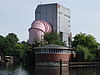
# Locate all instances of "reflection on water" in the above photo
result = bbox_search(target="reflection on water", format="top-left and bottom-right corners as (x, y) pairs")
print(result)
(35, 67), (69, 75)
(0, 67), (28, 75)
(69, 67), (100, 75)
(0, 64), (28, 75)
(0, 62), (100, 75)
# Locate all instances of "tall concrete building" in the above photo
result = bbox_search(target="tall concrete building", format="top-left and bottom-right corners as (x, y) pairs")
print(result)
(29, 3), (71, 46)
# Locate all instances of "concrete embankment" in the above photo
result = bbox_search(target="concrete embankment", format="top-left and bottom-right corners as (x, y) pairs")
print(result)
(69, 62), (100, 67)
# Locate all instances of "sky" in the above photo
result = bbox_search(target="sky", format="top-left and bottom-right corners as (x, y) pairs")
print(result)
(0, 0), (100, 42)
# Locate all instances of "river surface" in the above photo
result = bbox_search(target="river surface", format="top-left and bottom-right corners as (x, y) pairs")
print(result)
(0, 63), (100, 75)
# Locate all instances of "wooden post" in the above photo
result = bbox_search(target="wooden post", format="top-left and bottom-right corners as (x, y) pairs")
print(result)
(60, 59), (62, 75)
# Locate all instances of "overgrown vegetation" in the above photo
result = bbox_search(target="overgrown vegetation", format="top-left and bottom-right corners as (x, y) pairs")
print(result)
(44, 32), (66, 46)
(71, 33), (100, 61)
(0, 32), (100, 64)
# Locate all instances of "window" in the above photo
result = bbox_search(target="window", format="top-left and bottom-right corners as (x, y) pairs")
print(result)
(35, 49), (72, 54)
(59, 11), (62, 14)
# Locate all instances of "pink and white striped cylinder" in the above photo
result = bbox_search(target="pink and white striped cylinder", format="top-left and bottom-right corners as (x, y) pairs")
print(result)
(29, 20), (52, 44)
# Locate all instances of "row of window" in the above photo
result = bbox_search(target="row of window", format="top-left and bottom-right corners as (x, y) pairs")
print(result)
(35, 49), (75, 54)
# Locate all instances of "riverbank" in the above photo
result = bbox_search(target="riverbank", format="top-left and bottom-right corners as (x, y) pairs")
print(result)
(69, 62), (100, 67)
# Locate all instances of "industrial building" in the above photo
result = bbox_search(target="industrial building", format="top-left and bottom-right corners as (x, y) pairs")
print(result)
(29, 3), (71, 46)
(28, 3), (75, 67)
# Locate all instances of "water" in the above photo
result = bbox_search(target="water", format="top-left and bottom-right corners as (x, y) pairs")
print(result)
(0, 63), (100, 75)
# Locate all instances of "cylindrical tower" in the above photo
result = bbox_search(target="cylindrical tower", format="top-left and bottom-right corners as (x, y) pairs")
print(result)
(29, 20), (52, 44)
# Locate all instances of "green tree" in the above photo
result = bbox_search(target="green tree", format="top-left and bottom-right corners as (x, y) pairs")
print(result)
(72, 33), (98, 51)
(44, 32), (65, 46)
(20, 41), (35, 65)
(15, 43), (23, 58)
(44, 32), (60, 42)
(72, 33), (99, 61)
(15, 41), (34, 62)
(20, 41), (31, 58)
(94, 47), (100, 61)
(0, 35), (6, 60)
(6, 33), (19, 44)
(5, 33), (19, 55)
(75, 45), (94, 61)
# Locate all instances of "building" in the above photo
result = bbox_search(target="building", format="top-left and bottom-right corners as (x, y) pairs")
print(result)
(29, 3), (71, 46)
(34, 44), (75, 66)
(28, 3), (74, 66)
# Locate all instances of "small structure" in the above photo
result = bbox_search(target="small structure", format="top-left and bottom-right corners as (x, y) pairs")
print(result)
(4, 56), (14, 62)
(34, 44), (75, 66)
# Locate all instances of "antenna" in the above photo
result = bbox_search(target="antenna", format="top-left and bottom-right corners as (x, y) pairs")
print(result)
(40, 2), (41, 5)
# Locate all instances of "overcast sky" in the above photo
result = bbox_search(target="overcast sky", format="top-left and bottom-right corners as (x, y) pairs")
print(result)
(0, 0), (100, 42)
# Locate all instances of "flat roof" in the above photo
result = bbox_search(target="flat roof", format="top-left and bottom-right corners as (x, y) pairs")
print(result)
(37, 3), (70, 11)
(34, 44), (74, 50)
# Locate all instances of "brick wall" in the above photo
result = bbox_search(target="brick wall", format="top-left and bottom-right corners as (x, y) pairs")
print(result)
(35, 53), (72, 62)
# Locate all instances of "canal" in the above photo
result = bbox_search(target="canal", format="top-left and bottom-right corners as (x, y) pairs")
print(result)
(0, 63), (100, 75)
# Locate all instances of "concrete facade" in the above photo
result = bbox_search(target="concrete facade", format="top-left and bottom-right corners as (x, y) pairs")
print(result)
(35, 3), (71, 46)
